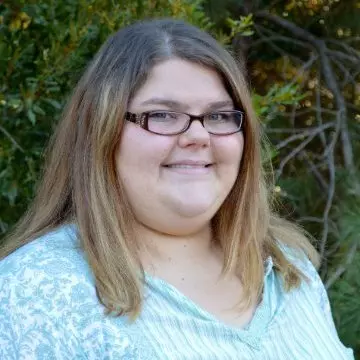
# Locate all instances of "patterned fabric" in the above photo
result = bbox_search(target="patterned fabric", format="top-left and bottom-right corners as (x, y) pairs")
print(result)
(0, 224), (354, 359)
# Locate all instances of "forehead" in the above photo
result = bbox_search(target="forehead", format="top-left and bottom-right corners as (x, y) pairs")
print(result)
(130, 59), (232, 111)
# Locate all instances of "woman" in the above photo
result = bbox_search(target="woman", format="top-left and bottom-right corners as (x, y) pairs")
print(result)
(0, 19), (354, 359)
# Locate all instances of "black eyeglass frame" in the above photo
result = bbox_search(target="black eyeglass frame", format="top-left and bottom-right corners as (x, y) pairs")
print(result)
(125, 110), (245, 136)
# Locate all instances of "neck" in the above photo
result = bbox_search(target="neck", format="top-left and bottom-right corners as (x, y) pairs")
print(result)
(137, 222), (216, 273)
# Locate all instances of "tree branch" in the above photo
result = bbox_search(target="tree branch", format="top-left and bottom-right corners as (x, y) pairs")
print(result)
(275, 132), (318, 180)
(326, 49), (360, 65)
(255, 10), (355, 173)
(325, 242), (358, 289)
(253, 24), (305, 65)
(0, 125), (25, 153)
(325, 38), (360, 61)
(274, 122), (334, 151)
(251, 35), (311, 50)
(299, 150), (329, 192)
(315, 71), (327, 147)
(331, 57), (358, 88)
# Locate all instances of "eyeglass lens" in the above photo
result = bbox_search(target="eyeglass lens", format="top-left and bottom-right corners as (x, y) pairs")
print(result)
(147, 111), (242, 135)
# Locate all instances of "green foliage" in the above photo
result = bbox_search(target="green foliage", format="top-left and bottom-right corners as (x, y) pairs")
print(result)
(216, 0), (360, 355)
(0, 0), (211, 233)
(330, 252), (360, 353)
(227, 14), (254, 37)
(327, 176), (360, 348)
(252, 83), (305, 121)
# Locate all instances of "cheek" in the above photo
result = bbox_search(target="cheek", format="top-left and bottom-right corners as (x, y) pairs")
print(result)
(116, 125), (175, 181)
(213, 133), (244, 169)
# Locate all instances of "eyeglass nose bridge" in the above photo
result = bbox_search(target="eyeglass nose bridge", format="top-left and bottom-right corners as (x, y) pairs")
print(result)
(181, 114), (208, 134)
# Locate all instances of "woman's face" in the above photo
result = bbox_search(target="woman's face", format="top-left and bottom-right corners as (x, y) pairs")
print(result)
(116, 59), (244, 235)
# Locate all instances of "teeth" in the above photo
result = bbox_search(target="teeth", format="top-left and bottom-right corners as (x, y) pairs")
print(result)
(167, 164), (208, 168)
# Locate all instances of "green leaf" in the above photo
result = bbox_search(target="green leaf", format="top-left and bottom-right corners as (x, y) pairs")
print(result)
(27, 109), (36, 124)
(33, 104), (46, 116)
(6, 182), (18, 206)
(42, 98), (62, 109)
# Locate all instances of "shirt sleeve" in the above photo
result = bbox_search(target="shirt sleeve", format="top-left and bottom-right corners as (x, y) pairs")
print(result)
(281, 246), (337, 332)
(282, 247), (355, 359)
(301, 257), (339, 335)
(299, 255), (355, 359)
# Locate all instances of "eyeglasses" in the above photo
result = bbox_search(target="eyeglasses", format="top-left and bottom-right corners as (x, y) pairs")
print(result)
(125, 110), (244, 136)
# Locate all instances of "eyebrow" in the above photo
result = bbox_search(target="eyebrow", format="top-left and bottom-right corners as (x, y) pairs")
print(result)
(139, 97), (234, 112)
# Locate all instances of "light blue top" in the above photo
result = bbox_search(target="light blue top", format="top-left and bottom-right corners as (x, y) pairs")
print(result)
(0, 224), (354, 359)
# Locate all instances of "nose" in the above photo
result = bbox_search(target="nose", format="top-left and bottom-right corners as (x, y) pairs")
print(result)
(177, 119), (210, 148)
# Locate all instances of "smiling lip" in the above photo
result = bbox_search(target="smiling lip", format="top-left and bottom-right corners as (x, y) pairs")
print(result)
(163, 160), (213, 174)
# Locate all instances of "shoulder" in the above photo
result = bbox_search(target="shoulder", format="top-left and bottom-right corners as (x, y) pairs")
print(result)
(0, 224), (133, 359)
(277, 243), (320, 282)
(0, 224), (96, 312)
(0, 223), (87, 276)
(271, 246), (355, 358)
(275, 243), (332, 318)
(0, 225), (93, 357)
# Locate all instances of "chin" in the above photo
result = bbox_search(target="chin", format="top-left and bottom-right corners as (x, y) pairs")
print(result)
(173, 199), (219, 219)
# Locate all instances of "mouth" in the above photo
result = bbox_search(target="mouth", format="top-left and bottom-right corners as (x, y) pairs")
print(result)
(162, 162), (214, 175)
(163, 164), (213, 169)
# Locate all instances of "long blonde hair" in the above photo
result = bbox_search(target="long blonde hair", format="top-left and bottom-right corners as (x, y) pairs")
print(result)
(0, 19), (319, 317)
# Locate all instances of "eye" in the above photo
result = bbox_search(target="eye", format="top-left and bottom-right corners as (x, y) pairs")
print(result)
(148, 111), (178, 121)
(208, 112), (229, 121)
